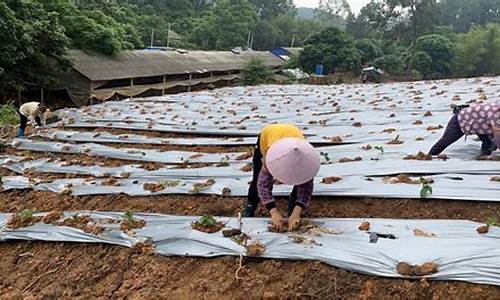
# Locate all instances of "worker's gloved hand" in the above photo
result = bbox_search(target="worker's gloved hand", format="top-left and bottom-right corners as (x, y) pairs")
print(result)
(288, 206), (302, 231)
(270, 208), (284, 231)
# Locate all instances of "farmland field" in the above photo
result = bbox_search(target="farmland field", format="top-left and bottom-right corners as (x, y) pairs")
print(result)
(1, 78), (499, 298)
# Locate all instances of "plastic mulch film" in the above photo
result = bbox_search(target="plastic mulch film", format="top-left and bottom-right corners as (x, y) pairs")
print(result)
(0, 212), (499, 286)
(1, 174), (499, 201)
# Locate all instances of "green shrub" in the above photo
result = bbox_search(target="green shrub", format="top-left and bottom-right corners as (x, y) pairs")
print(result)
(241, 58), (273, 86)
(0, 104), (18, 126)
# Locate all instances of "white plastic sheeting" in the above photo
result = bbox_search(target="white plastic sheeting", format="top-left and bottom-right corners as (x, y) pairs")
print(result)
(3, 78), (499, 201)
(2, 173), (499, 201)
(0, 212), (499, 286)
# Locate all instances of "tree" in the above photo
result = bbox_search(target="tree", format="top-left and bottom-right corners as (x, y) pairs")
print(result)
(413, 34), (453, 78)
(189, 0), (258, 50)
(298, 27), (361, 73)
(315, 0), (351, 28)
(0, 1), (69, 97)
(439, 0), (500, 33)
(355, 39), (380, 65)
(248, 0), (295, 20)
(373, 54), (405, 76)
(384, 0), (440, 42)
(454, 23), (500, 77)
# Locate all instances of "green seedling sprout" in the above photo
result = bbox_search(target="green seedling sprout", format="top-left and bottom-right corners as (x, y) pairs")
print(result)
(124, 210), (136, 223)
(374, 146), (384, 155)
(320, 151), (331, 162)
(419, 177), (433, 199)
(486, 217), (498, 227)
(198, 215), (218, 227)
(19, 209), (36, 220)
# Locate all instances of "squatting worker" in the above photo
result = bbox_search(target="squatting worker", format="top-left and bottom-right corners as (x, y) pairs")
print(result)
(245, 124), (321, 231)
(17, 102), (48, 138)
(429, 101), (500, 156)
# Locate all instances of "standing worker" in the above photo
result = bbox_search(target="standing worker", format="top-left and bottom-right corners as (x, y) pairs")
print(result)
(17, 102), (48, 138)
(429, 102), (499, 156)
(245, 124), (321, 231)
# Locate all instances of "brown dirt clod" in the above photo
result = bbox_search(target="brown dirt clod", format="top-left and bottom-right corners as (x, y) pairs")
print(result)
(246, 242), (266, 257)
(396, 262), (439, 277)
(321, 176), (343, 184)
(404, 151), (433, 161)
(42, 211), (64, 224)
(358, 221), (370, 231)
(6, 213), (42, 229)
(338, 157), (362, 163)
(59, 215), (105, 235)
(358, 222), (370, 231)
(143, 183), (165, 193)
(191, 221), (225, 233)
(476, 225), (489, 234)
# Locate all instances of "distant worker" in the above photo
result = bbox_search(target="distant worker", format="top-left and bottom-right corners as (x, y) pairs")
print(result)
(429, 102), (500, 156)
(245, 124), (321, 231)
(17, 102), (48, 138)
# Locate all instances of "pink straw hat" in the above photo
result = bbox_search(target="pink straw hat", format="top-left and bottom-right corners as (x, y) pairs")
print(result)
(265, 138), (321, 185)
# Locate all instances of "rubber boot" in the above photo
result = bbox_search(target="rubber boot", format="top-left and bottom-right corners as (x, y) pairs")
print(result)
(244, 202), (257, 217)
(288, 187), (298, 217)
(17, 128), (25, 138)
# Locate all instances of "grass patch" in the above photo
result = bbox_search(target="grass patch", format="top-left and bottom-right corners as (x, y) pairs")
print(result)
(0, 104), (18, 126)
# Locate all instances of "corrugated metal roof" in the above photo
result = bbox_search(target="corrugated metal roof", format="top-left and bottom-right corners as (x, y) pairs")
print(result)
(282, 47), (303, 56)
(68, 49), (284, 81)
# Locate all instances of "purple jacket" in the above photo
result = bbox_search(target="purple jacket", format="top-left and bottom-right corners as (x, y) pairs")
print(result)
(257, 167), (313, 211)
(458, 102), (500, 147)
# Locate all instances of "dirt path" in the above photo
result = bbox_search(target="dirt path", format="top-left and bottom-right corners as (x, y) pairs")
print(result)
(1, 241), (498, 299)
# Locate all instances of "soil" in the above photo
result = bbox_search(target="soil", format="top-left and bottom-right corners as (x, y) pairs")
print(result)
(6, 212), (42, 229)
(57, 215), (105, 236)
(246, 242), (266, 257)
(387, 138), (404, 145)
(1, 189), (500, 298)
(240, 163), (253, 172)
(120, 218), (146, 233)
(427, 125), (444, 131)
(0, 242), (499, 299)
(191, 216), (225, 233)
(321, 176), (343, 184)
(396, 262), (439, 277)
(491, 176), (500, 182)
(358, 221), (371, 231)
(42, 211), (64, 224)
(476, 225), (489, 234)
(404, 151), (433, 161)
(222, 228), (242, 238)
(413, 229), (436, 237)
(383, 174), (431, 185)
(143, 183), (165, 193)
(478, 156), (500, 161)
(338, 156), (362, 163)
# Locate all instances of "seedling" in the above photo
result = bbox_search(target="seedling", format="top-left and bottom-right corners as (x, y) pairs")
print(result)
(7, 209), (42, 229)
(201, 215), (217, 226)
(121, 210), (146, 233)
(192, 215), (224, 233)
(486, 217), (498, 227)
(374, 146), (384, 155)
(419, 177), (433, 199)
(320, 151), (331, 162)
(19, 209), (36, 221)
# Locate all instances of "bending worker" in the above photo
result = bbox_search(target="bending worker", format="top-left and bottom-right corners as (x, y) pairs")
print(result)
(245, 124), (321, 231)
(18, 102), (48, 138)
(429, 102), (500, 156)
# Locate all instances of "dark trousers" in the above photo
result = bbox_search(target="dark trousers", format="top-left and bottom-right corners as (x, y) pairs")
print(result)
(245, 135), (298, 217)
(429, 114), (495, 155)
(18, 111), (41, 130)
(19, 112), (28, 130)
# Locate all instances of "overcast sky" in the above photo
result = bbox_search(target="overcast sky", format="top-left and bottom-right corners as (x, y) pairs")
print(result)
(294, 0), (371, 14)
